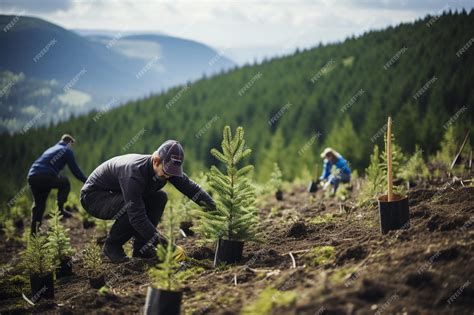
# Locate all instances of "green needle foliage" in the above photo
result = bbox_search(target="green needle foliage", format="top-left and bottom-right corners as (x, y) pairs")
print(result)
(358, 145), (385, 205)
(23, 233), (55, 275)
(380, 133), (406, 180)
(83, 235), (102, 277)
(148, 206), (184, 291)
(268, 163), (283, 193)
(194, 126), (260, 242)
(400, 145), (429, 182)
(47, 208), (75, 265)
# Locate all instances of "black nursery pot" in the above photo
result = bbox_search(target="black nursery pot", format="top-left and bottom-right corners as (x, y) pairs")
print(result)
(89, 274), (106, 289)
(30, 272), (54, 300)
(56, 257), (73, 278)
(307, 180), (319, 193)
(144, 287), (182, 315)
(378, 194), (410, 235)
(213, 238), (244, 267)
(82, 220), (95, 229)
(275, 190), (284, 201)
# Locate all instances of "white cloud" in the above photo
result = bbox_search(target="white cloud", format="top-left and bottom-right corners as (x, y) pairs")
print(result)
(1, 0), (472, 64)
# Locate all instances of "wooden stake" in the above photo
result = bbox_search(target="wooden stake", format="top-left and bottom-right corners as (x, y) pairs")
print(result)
(387, 117), (393, 202)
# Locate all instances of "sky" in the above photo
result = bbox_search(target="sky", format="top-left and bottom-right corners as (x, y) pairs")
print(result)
(1, 0), (473, 64)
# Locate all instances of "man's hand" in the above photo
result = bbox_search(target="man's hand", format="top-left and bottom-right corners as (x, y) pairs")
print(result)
(173, 245), (187, 262)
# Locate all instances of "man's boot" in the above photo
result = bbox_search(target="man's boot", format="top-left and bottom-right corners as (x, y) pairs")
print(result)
(102, 239), (129, 263)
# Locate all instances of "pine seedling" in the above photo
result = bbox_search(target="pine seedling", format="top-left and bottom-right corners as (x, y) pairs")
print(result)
(400, 145), (429, 182)
(47, 208), (75, 265)
(23, 233), (55, 275)
(194, 126), (260, 242)
(148, 206), (182, 291)
(357, 145), (385, 206)
(268, 163), (283, 194)
(83, 235), (102, 277)
(380, 132), (406, 180)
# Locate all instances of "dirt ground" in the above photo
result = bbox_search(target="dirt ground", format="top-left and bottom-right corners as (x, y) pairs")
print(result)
(1, 178), (473, 314)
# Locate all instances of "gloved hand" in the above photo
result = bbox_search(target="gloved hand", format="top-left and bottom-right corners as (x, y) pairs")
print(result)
(173, 245), (187, 262)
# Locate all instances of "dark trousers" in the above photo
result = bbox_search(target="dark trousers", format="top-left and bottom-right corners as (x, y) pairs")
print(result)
(80, 189), (168, 249)
(28, 174), (70, 233)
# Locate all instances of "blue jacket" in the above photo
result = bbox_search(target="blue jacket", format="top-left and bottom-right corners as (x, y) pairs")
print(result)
(28, 141), (87, 182)
(320, 156), (351, 180)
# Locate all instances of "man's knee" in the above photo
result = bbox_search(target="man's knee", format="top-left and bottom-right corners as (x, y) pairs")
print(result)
(147, 190), (168, 207)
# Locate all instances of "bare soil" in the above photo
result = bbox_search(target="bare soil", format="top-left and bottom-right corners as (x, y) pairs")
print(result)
(1, 179), (473, 314)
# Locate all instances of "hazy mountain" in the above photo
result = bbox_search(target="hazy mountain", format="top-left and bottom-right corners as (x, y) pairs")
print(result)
(0, 15), (235, 132)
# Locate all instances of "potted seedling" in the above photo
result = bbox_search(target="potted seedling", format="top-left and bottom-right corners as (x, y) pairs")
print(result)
(47, 208), (75, 278)
(307, 165), (319, 193)
(23, 233), (55, 300)
(377, 117), (410, 234)
(145, 207), (185, 315)
(269, 163), (284, 201)
(194, 126), (260, 267)
(83, 235), (105, 289)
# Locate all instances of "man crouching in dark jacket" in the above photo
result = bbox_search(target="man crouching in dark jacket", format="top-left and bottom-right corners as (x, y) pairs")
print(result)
(80, 140), (215, 263)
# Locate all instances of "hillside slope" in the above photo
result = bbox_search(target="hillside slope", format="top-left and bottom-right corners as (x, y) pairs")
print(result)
(1, 12), (473, 203)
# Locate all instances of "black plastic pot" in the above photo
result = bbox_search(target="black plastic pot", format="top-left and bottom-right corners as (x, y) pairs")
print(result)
(378, 194), (410, 235)
(213, 238), (244, 267)
(144, 286), (182, 315)
(307, 180), (319, 193)
(56, 257), (73, 278)
(30, 272), (54, 300)
(89, 274), (106, 289)
(275, 190), (283, 201)
(83, 220), (95, 229)
(179, 221), (195, 237)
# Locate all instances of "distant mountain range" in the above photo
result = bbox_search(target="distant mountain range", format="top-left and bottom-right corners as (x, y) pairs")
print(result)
(0, 15), (235, 133)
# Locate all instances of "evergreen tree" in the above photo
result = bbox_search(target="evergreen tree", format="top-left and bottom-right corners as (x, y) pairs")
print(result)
(194, 126), (260, 242)
(380, 132), (406, 180)
(268, 162), (283, 193)
(148, 206), (182, 291)
(400, 145), (429, 182)
(23, 233), (55, 275)
(358, 145), (384, 205)
(83, 235), (102, 277)
(47, 208), (75, 265)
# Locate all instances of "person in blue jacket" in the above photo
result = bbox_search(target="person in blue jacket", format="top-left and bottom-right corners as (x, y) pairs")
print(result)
(319, 147), (351, 195)
(28, 134), (87, 234)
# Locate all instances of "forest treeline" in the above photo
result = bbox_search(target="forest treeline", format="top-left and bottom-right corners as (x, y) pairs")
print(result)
(1, 11), (473, 205)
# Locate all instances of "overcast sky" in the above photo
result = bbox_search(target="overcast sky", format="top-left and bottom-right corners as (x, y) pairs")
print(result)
(1, 0), (473, 64)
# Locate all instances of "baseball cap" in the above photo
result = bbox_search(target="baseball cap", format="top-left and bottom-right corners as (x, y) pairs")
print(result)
(156, 140), (184, 177)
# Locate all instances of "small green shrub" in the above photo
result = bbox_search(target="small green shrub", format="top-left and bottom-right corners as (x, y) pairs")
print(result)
(400, 145), (429, 182)
(194, 126), (260, 242)
(268, 163), (283, 194)
(23, 233), (55, 275)
(83, 235), (102, 277)
(47, 208), (75, 265)
(149, 206), (188, 291)
(2, 219), (16, 241)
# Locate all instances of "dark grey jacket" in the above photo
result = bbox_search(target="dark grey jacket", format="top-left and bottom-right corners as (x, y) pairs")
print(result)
(81, 154), (215, 241)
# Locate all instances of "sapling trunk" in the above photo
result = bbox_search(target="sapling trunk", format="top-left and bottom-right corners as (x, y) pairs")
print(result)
(387, 117), (393, 202)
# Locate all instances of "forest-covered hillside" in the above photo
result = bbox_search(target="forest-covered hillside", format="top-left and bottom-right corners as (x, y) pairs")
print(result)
(1, 11), (473, 204)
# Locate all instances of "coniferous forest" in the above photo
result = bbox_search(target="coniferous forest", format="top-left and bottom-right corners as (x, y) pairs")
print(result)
(1, 12), (473, 202)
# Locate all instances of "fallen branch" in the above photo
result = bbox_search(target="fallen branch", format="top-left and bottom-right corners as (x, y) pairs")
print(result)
(289, 252), (296, 268)
(233, 274), (237, 286)
(283, 249), (309, 255)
